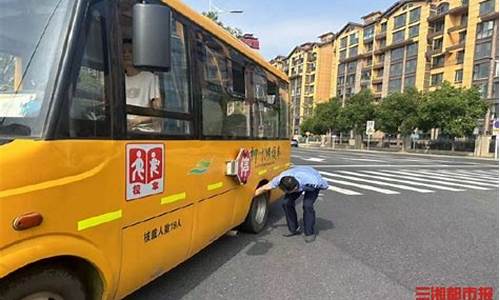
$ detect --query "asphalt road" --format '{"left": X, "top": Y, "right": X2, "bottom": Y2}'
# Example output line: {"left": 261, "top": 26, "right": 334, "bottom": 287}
{"left": 127, "top": 148, "right": 499, "bottom": 300}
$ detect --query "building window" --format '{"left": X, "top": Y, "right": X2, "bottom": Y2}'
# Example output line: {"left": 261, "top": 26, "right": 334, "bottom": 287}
{"left": 338, "top": 63, "right": 346, "bottom": 75}
{"left": 458, "top": 31, "right": 467, "bottom": 44}
{"left": 405, "top": 58, "right": 417, "bottom": 74}
{"left": 473, "top": 62, "right": 490, "bottom": 80}
{"left": 432, "top": 55, "right": 445, "bottom": 68}
{"left": 479, "top": 0, "right": 494, "bottom": 16}
{"left": 349, "top": 46, "right": 358, "bottom": 57}
{"left": 456, "top": 50, "right": 465, "bottom": 64}
{"left": 431, "top": 73, "right": 443, "bottom": 86}
{"left": 460, "top": 14, "right": 468, "bottom": 26}
{"left": 394, "top": 14, "right": 406, "bottom": 29}
{"left": 475, "top": 82, "right": 488, "bottom": 97}
{"left": 380, "top": 22, "right": 387, "bottom": 33}
{"left": 477, "top": 21, "right": 494, "bottom": 39}
{"left": 365, "top": 42, "right": 373, "bottom": 51}
{"left": 437, "top": 3, "right": 449, "bottom": 14}
{"left": 409, "top": 7, "right": 421, "bottom": 23}
{"left": 389, "top": 78, "right": 402, "bottom": 92}
{"left": 405, "top": 75, "right": 416, "bottom": 88}
{"left": 391, "top": 47, "right": 404, "bottom": 61}
{"left": 347, "top": 61, "right": 357, "bottom": 73}
{"left": 406, "top": 43, "right": 418, "bottom": 57}
{"left": 340, "top": 36, "right": 348, "bottom": 48}
{"left": 361, "top": 70, "right": 371, "bottom": 81}
{"left": 433, "top": 37, "right": 443, "bottom": 51}
{"left": 475, "top": 41, "right": 492, "bottom": 59}
{"left": 347, "top": 74, "right": 356, "bottom": 85}
{"left": 433, "top": 21, "right": 444, "bottom": 33}
{"left": 393, "top": 30, "right": 405, "bottom": 43}
{"left": 493, "top": 81, "right": 499, "bottom": 99}
{"left": 364, "top": 25, "right": 374, "bottom": 41}
{"left": 376, "top": 54, "right": 385, "bottom": 64}
{"left": 350, "top": 32, "right": 359, "bottom": 45}
{"left": 379, "top": 38, "right": 387, "bottom": 48}
{"left": 374, "top": 83, "right": 383, "bottom": 92}
{"left": 455, "top": 69, "right": 463, "bottom": 82}
{"left": 340, "top": 49, "right": 347, "bottom": 60}
{"left": 390, "top": 62, "right": 403, "bottom": 77}
{"left": 337, "top": 76, "right": 345, "bottom": 85}
{"left": 409, "top": 24, "right": 419, "bottom": 38}
{"left": 375, "top": 68, "right": 384, "bottom": 78}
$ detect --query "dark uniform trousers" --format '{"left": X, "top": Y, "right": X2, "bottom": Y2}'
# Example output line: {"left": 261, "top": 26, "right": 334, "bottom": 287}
{"left": 282, "top": 187, "right": 320, "bottom": 236}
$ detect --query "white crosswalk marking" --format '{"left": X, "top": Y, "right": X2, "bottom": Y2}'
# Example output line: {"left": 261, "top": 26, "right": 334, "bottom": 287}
{"left": 410, "top": 170, "right": 498, "bottom": 186}
{"left": 322, "top": 177, "right": 400, "bottom": 195}
{"left": 337, "top": 171, "right": 465, "bottom": 191}
{"left": 327, "top": 186, "right": 362, "bottom": 195}
{"left": 452, "top": 170, "right": 499, "bottom": 180}
{"left": 426, "top": 169, "right": 498, "bottom": 182}
{"left": 320, "top": 171, "right": 434, "bottom": 193}
{"left": 370, "top": 171, "right": 491, "bottom": 190}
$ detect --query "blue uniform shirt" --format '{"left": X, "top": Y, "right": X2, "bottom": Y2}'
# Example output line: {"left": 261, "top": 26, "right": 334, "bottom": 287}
{"left": 270, "top": 166, "right": 329, "bottom": 192}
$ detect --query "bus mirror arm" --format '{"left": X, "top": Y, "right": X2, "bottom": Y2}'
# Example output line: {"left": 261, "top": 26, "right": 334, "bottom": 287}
{"left": 132, "top": 3, "right": 172, "bottom": 72}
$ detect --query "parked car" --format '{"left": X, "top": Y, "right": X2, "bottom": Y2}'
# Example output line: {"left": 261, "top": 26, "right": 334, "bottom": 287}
{"left": 291, "top": 138, "right": 299, "bottom": 147}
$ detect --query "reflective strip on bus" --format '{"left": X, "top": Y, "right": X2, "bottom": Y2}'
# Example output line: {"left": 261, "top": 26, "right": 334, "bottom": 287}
{"left": 161, "top": 192, "right": 187, "bottom": 205}
{"left": 207, "top": 182, "right": 223, "bottom": 191}
{"left": 258, "top": 170, "right": 268, "bottom": 176}
{"left": 77, "top": 210, "right": 122, "bottom": 231}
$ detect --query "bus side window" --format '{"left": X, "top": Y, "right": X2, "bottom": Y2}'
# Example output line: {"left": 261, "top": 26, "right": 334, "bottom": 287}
{"left": 252, "top": 69, "right": 279, "bottom": 139}
{"left": 69, "top": 4, "right": 110, "bottom": 138}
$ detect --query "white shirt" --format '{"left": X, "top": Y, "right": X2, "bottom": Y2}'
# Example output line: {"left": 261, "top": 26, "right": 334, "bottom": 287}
{"left": 125, "top": 71, "right": 160, "bottom": 107}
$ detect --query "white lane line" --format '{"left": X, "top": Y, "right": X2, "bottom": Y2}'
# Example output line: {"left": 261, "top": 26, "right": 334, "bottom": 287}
{"left": 343, "top": 158, "right": 387, "bottom": 162}
{"left": 322, "top": 177, "right": 400, "bottom": 195}
{"left": 410, "top": 170, "right": 499, "bottom": 186}
{"left": 327, "top": 185, "right": 362, "bottom": 195}
{"left": 437, "top": 169, "right": 499, "bottom": 180}
{"left": 303, "top": 157, "right": 325, "bottom": 162}
{"left": 374, "top": 170, "right": 491, "bottom": 191}
{"left": 291, "top": 154, "right": 301, "bottom": 158}
{"left": 340, "top": 171, "right": 465, "bottom": 191}
{"left": 321, "top": 171, "right": 434, "bottom": 193}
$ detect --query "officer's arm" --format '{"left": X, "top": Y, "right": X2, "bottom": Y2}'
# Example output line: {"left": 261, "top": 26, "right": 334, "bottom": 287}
{"left": 254, "top": 182, "right": 273, "bottom": 196}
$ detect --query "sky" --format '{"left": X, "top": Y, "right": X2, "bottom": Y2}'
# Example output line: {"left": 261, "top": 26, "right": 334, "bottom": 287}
{"left": 182, "top": 0, "right": 398, "bottom": 60}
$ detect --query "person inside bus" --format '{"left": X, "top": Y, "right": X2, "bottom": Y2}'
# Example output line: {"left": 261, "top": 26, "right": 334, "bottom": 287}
{"left": 123, "top": 39, "right": 161, "bottom": 131}
{"left": 255, "top": 166, "right": 328, "bottom": 243}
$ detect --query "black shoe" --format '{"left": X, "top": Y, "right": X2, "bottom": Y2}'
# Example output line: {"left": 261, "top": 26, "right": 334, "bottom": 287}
{"left": 304, "top": 234, "right": 316, "bottom": 243}
{"left": 283, "top": 226, "right": 302, "bottom": 237}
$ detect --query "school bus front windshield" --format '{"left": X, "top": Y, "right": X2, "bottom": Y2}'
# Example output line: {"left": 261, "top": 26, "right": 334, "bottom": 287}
{"left": 0, "top": 0, "right": 73, "bottom": 138}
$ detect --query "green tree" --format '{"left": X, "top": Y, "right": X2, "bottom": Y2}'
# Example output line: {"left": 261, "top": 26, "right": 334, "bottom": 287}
{"left": 300, "top": 98, "right": 342, "bottom": 135}
{"left": 418, "top": 82, "right": 487, "bottom": 146}
{"left": 342, "top": 90, "right": 376, "bottom": 148}
{"left": 202, "top": 11, "right": 243, "bottom": 38}
{"left": 376, "top": 88, "right": 423, "bottom": 149}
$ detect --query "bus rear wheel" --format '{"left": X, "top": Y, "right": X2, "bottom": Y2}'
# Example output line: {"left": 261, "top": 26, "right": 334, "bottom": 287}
{"left": 0, "top": 265, "right": 86, "bottom": 300}
{"left": 240, "top": 193, "right": 269, "bottom": 233}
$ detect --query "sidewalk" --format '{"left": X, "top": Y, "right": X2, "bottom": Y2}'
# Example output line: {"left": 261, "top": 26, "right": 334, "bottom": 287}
{"left": 298, "top": 143, "right": 499, "bottom": 161}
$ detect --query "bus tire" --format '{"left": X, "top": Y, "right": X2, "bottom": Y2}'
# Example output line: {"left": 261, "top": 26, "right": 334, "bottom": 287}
{"left": 0, "top": 264, "right": 86, "bottom": 300}
{"left": 240, "top": 193, "right": 269, "bottom": 233}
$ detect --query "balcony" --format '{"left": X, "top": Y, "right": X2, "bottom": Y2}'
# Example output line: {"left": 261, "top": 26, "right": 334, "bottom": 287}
{"left": 372, "top": 62, "right": 384, "bottom": 69}
{"left": 447, "top": 23, "right": 467, "bottom": 33}
{"left": 427, "top": 30, "right": 444, "bottom": 40}
{"left": 372, "top": 78, "right": 383, "bottom": 84}
{"left": 481, "top": 11, "right": 499, "bottom": 22}
{"left": 375, "top": 32, "right": 387, "bottom": 40}
{"left": 428, "top": 12, "right": 446, "bottom": 22}
{"left": 445, "top": 42, "right": 465, "bottom": 53}
{"left": 447, "top": 3, "right": 468, "bottom": 15}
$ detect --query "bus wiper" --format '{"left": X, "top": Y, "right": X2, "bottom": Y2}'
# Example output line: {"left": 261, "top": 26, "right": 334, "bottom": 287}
{"left": 0, "top": 123, "right": 31, "bottom": 136}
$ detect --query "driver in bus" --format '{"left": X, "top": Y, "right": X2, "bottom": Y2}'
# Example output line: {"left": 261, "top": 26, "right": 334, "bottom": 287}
{"left": 123, "top": 39, "right": 161, "bottom": 131}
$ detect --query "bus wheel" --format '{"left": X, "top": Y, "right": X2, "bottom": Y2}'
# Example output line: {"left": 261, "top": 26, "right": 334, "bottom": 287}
{"left": 0, "top": 265, "right": 86, "bottom": 300}
{"left": 240, "top": 193, "right": 269, "bottom": 233}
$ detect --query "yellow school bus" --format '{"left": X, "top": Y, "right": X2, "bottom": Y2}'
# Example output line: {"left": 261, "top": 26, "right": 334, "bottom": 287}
{"left": 0, "top": 0, "right": 290, "bottom": 299}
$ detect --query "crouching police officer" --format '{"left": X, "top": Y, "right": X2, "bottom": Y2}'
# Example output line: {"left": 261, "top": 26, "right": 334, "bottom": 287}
{"left": 255, "top": 166, "right": 328, "bottom": 243}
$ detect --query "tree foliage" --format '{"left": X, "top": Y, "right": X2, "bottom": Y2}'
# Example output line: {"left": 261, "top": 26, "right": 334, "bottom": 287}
{"left": 418, "top": 82, "right": 487, "bottom": 138}
{"left": 300, "top": 99, "right": 342, "bottom": 134}
{"left": 376, "top": 88, "right": 422, "bottom": 136}
{"left": 202, "top": 11, "right": 243, "bottom": 38}
{"left": 341, "top": 89, "right": 376, "bottom": 135}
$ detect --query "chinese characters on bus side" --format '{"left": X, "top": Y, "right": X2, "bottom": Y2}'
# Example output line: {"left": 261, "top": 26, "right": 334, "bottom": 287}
{"left": 143, "top": 219, "right": 182, "bottom": 243}
{"left": 127, "top": 144, "right": 164, "bottom": 200}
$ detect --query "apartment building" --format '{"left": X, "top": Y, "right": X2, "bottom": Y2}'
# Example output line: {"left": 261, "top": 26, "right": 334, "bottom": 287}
{"left": 271, "top": 0, "right": 498, "bottom": 135}
{"left": 270, "top": 33, "right": 336, "bottom": 135}
{"left": 333, "top": 0, "right": 498, "bottom": 130}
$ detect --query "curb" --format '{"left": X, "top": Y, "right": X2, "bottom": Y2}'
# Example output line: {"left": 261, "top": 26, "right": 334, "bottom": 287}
{"left": 297, "top": 144, "right": 499, "bottom": 161}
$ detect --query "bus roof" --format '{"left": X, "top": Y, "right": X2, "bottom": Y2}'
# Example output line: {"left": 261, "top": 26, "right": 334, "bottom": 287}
{"left": 165, "top": 0, "right": 288, "bottom": 83}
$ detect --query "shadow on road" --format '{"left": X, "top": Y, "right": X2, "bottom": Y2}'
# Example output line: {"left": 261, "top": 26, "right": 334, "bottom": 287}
{"left": 125, "top": 196, "right": 334, "bottom": 300}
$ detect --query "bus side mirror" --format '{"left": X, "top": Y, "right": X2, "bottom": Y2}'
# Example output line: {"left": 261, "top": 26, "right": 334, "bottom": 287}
{"left": 132, "top": 3, "right": 171, "bottom": 71}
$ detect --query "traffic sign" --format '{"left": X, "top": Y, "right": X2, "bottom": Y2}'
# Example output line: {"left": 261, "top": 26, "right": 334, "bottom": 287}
{"left": 235, "top": 148, "right": 252, "bottom": 184}
{"left": 493, "top": 119, "right": 499, "bottom": 136}
{"left": 366, "top": 120, "right": 375, "bottom": 135}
